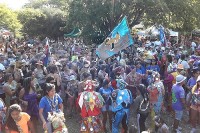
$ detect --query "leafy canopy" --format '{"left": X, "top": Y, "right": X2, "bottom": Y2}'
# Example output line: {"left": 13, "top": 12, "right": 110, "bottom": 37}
{"left": 0, "top": 4, "right": 22, "bottom": 37}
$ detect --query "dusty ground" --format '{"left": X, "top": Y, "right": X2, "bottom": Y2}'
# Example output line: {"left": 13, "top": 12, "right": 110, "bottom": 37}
{"left": 36, "top": 103, "right": 200, "bottom": 133}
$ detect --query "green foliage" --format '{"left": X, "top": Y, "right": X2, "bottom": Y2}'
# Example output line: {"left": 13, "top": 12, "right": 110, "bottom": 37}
{"left": 41, "top": 7, "right": 66, "bottom": 39}
{"left": 66, "top": 0, "right": 200, "bottom": 43}
{"left": 0, "top": 4, "right": 22, "bottom": 37}
{"left": 24, "top": 0, "right": 69, "bottom": 10}
{"left": 18, "top": 7, "right": 67, "bottom": 40}
{"left": 2, "top": 0, "right": 200, "bottom": 42}
{"left": 65, "top": 0, "right": 166, "bottom": 43}
{"left": 18, "top": 8, "right": 47, "bottom": 38}
{"left": 143, "top": 0, "right": 200, "bottom": 32}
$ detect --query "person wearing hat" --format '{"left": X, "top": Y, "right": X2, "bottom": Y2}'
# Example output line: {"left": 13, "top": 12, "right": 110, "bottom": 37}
{"left": 65, "top": 75, "right": 78, "bottom": 119}
{"left": 171, "top": 64, "right": 184, "bottom": 85}
{"left": 125, "top": 67, "right": 147, "bottom": 98}
{"left": 189, "top": 76, "right": 200, "bottom": 133}
{"left": 77, "top": 80, "right": 104, "bottom": 133}
{"left": 172, "top": 75, "right": 187, "bottom": 133}
{"left": 178, "top": 54, "right": 190, "bottom": 71}
{"left": 111, "top": 79, "right": 133, "bottom": 133}
{"left": 34, "top": 61, "right": 47, "bottom": 85}
{"left": 79, "top": 60, "right": 91, "bottom": 81}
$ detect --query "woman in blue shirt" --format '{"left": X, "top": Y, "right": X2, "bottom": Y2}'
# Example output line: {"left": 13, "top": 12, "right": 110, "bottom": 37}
{"left": 39, "top": 83, "right": 63, "bottom": 133}
{"left": 99, "top": 79, "right": 113, "bottom": 132}
{"left": 147, "top": 58, "right": 160, "bottom": 72}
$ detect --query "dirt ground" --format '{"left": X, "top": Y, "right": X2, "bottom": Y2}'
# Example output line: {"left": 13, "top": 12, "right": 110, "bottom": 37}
{"left": 36, "top": 107, "right": 200, "bottom": 133}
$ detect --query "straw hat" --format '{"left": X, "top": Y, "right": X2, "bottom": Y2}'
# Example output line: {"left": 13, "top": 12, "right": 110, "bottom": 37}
{"left": 177, "top": 64, "right": 184, "bottom": 70}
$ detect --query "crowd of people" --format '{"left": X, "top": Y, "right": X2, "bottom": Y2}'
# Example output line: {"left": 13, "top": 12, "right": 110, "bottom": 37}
{"left": 0, "top": 34, "right": 199, "bottom": 133}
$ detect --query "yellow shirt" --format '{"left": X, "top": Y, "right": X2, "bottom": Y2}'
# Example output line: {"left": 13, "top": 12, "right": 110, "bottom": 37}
{"left": 171, "top": 71, "right": 179, "bottom": 84}
{"left": 6, "top": 112, "right": 30, "bottom": 133}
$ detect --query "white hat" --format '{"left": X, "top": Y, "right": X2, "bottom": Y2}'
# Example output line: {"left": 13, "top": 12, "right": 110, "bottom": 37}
{"left": 161, "top": 47, "right": 165, "bottom": 51}
{"left": 55, "top": 62, "right": 62, "bottom": 66}
{"left": 176, "top": 75, "right": 186, "bottom": 84}
{"left": 28, "top": 44, "right": 33, "bottom": 48}
{"left": 196, "top": 76, "right": 200, "bottom": 82}
{"left": 0, "top": 63, "right": 5, "bottom": 71}
{"left": 119, "top": 59, "right": 126, "bottom": 66}
{"left": 69, "top": 75, "right": 76, "bottom": 81}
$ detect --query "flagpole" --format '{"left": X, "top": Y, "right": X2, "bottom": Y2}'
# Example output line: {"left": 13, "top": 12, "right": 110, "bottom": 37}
{"left": 111, "top": 0, "right": 115, "bottom": 30}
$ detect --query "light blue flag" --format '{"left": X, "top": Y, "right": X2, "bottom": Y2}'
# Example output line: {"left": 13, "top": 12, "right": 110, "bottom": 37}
{"left": 159, "top": 26, "right": 166, "bottom": 46}
{"left": 96, "top": 17, "right": 134, "bottom": 60}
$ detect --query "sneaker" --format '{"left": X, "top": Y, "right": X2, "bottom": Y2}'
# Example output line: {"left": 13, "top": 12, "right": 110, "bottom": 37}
{"left": 178, "top": 126, "right": 182, "bottom": 131}
{"left": 190, "top": 128, "right": 196, "bottom": 133}
{"left": 175, "top": 129, "right": 182, "bottom": 133}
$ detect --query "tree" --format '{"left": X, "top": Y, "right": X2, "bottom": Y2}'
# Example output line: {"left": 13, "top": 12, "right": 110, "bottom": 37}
{"left": 17, "top": 8, "right": 47, "bottom": 38}
{"left": 66, "top": 0, "right": 200, "bottom": 43}
{"left": 143, "top": 0, "right": 200, "bottom": 32}
{"left": 24, "top": 0, "right": 69, "bottom": 10}
{"left": 18, "top": 7, "right": 66, "bottom": 40}
{"left": 41, "top": 7, "right": 66, "bottom": 39}
{"left": 19, "top": 0, "right": 68, "bottom": 40}
{"left": 0, "top": 4, "right": 22, "bottom": 37}
{"left": 65, "top": 0, "right": 165, "bottom": 43}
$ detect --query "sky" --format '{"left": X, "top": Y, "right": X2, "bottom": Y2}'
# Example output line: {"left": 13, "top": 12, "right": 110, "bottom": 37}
{"left": 0, "top": 0, "right": 29, "bottom": 10}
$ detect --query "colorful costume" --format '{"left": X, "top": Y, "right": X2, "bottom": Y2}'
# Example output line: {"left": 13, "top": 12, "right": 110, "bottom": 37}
{"left": 47, "top": 111, "right": 68, "bottom": 133}
{"left": 147, "top": 71, "right": 164, "bottom": 114}
{"left": 147, "top": 71, "right": 165, "bottom": 131}
{"left": 111, "top": 79, "right": 133, "bottom": 133}
{"left": 78, "top": 80, "right": 104, "bottom": 133}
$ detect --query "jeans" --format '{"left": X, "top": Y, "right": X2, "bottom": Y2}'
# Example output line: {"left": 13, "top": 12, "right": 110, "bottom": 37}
{"left": 174, "top": 110, "right": 183, "bottom": 121}
{"left": 112, "top": 110, "right": 129, "bottom": 133}
{"left": 47, "top": 122, "right": 52, "bottom": 133}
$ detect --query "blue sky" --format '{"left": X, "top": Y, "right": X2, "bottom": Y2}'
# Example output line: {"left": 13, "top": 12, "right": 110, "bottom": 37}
{"left": 0, "top": 0, "right": 29, "bottom": 10}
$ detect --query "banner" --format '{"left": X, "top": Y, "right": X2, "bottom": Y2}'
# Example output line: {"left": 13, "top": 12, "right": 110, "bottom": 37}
{"left": 159, "top": 26, "right": 166, "bottom": 46}
{"left": 96, "top": 17, "right": 134, "bottom": 60}
{"left": 43, "top": 38, "right": 49, "bottom": 66}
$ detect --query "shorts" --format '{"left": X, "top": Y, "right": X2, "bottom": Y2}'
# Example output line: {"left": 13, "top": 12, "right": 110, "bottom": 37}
{"left": 190, "top": 105, "right": 200, "bottom": 112}
{"left": 174, "top": 110, "right": 183, "bottom": 121}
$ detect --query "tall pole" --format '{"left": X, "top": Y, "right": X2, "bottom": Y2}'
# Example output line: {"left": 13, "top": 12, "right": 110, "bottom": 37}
{"left": 111, "top": 0, "right": 115, "bottom": 30}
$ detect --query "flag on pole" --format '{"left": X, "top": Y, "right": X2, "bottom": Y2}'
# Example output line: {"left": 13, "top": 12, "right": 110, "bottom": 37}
{"left": 43, "top": 38, "right": 49, "bottom": 66}
{"left": 96, "top": 17, "right": 134, "bottom": 60}
{"left": 159, "top": 26, "right": 166, "bottom": 46}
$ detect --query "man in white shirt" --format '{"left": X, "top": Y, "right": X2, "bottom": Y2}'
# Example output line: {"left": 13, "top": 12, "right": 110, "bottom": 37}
{"left": 0, "top": 55, "right": 5, "bottom": 71}
{"left": 191, "top": 41, "right": 196, "bottom": 52}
